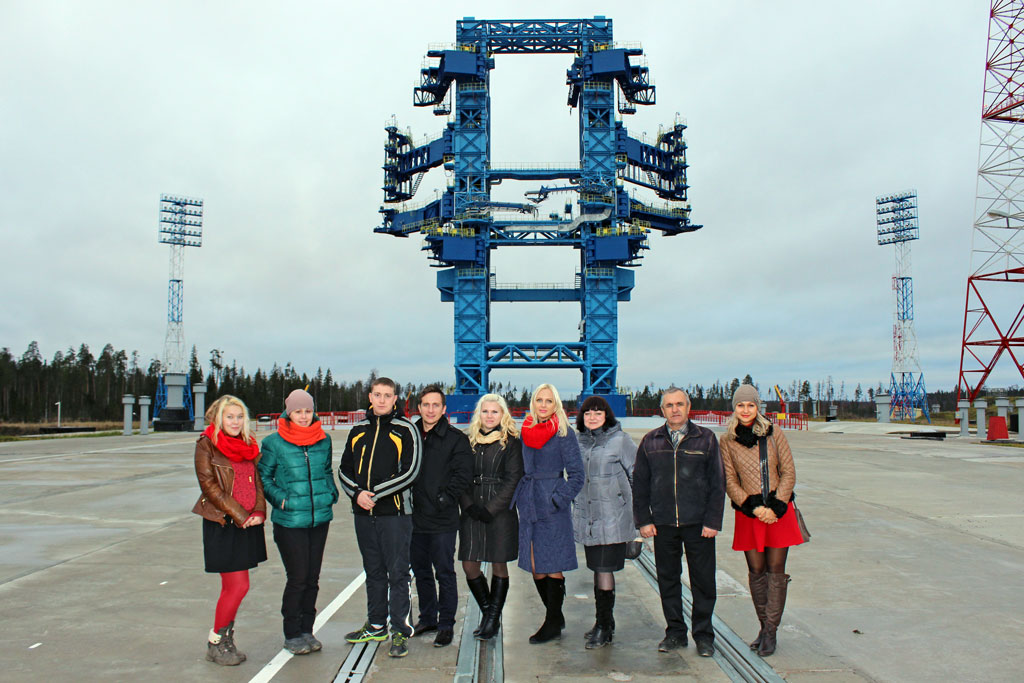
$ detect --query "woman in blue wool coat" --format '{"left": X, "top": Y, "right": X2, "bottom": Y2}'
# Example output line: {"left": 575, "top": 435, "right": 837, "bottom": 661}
{"left": 257, "top": 389, "right": 338, "bottom": 656}
{"left": 512, "top": 383, "right": 584, "bottom": 644}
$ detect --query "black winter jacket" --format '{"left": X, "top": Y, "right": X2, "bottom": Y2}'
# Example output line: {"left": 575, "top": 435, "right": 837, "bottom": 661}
{"left": 411, "top": 415, "right": 473, "bottom": 533}
{"left": 338, "top": 404, "right": 421, "bottom": 516}
{"left": 633, "top": 421, "right": 725, "bottom": 530}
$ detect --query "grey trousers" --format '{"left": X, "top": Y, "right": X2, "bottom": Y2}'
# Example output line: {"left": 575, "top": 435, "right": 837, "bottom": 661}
{"left": 353, "top": 514, "right": 413, "bottom": 636}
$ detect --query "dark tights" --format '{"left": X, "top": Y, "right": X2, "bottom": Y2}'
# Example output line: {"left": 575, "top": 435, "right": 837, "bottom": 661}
{"left": 744, "top": 547, "right": 788, "bottom": 575}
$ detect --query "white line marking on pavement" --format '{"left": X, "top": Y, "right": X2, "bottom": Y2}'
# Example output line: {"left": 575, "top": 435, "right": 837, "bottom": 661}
{"left": 0, "top": 438, "right": 195, "bottom": 464}
{"left": 248, "top": 571, "right": 366, "bottom": 683}
{"left": 29, "top": 643, "right": 41, "bottom": 649}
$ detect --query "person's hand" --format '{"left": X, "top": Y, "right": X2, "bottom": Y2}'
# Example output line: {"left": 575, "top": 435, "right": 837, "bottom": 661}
{"left": 701, "top": 526, "right": 718, "bottom": 538}
{"left": 753, "top": 505, "right": 771, "bottom": 523}
{"left": 761, "top": 509, "right": 778, "bottom": 524}
{"left": 639, "top": 524, "right": 657, "bottom": 538}
{"left": 357, "top": 490, "right": 376, "bottom": 510}
{"left": 242, "top": 514, "right": 264, "bottom": 528}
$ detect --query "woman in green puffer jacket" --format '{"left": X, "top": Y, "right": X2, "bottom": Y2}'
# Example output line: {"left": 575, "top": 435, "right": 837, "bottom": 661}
{"left": 258, "top": 389, "right": 339, "bottom": 656}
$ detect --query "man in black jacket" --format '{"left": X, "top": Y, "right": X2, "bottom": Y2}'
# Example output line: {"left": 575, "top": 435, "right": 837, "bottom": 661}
{"left": 633, "top": 386, "right": 725, "bottom": 657}
{"left": 409, "top": 386, "right": 472, "bottom": 647}
{"left": 338, "top": 377, "right": 422, "bottom": 658}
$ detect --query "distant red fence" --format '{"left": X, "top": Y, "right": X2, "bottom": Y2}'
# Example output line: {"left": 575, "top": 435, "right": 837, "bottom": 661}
{"left": 258, "top": 407, "right": 808, "bottom": 431}
{"left": 256, "top": 411, "right": 366, "bottom": 430}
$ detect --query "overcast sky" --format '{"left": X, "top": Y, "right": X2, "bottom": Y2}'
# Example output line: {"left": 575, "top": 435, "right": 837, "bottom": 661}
{"left": 1, "top": 1, "right": 1009, "bottom": 400}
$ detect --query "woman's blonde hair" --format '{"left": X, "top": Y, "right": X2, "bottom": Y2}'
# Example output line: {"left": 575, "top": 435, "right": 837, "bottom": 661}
{"left": 467, "top": 393, "right": 519, "bottom": 446}
{"left": 205, "top": 394, "right": 255, "bottom": 445}
{"left": 723, "top": 406, "right": 773, "bottom": 442}
{"left": 528, "top": 383, "right": 569, "bottom": 437}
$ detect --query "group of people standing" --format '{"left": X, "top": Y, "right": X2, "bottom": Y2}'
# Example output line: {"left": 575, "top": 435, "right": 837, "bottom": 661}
{"left": 192, "top": 379, "right": 804, "bottom": 667}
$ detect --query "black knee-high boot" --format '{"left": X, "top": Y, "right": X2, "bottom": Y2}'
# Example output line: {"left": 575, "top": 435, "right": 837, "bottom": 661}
{"left": 467, "top": 575, "right": 490, "bottom": 636}
{"left": 477, "top": 576, "right": 509, "bottom": 641}
{"left": 529, "top": 577, "right": 564, "bottom": 644}
{"left": 585, "top": 589, "right": 614, "bottom": 649}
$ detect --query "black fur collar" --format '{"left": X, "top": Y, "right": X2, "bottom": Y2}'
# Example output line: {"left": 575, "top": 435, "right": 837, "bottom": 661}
{"left": 735, "top": 422, "right": 773, "bottom": 448}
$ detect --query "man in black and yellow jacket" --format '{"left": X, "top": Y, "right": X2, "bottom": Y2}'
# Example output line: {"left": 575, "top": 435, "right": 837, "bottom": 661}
{"left": 338, "top": 377, "right": 422, "bottom": 658}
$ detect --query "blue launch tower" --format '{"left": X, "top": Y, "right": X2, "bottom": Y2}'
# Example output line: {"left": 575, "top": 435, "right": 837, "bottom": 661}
{"left": 376, "top": 17, "right": 700, "bottom": 415}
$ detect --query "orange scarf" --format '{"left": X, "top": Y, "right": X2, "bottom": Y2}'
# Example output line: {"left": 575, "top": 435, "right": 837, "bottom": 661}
{"left": 277, "top": 417, "right": 327, "bottom": 446}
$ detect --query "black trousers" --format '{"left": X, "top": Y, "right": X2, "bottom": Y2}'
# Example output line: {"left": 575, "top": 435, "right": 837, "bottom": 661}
{"left": 272, "top": 522, "right": 330, "bottom": 638}
{"left": 353, "top": 514, "right": 413, "bottom": 636}
{"left": 410, "top": 530, "right": 458, "bottom": 629}
{"left": 653, "top": 524, "right": 717, "bottom": 642}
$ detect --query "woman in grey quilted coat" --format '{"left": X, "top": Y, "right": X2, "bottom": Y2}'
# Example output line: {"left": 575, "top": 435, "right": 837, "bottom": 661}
{"left": 572, "top": 395, "right": 637, "bottom": 650}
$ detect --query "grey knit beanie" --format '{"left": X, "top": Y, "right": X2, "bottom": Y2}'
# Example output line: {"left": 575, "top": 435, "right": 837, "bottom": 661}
{"left": 731, "top": 384, "right": 760, "bottom": 410}
{"left": 284, "top": 389, "right": 314, "bottom": 416}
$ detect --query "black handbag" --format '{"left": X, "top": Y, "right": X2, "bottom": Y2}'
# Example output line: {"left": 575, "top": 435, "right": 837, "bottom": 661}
{"left": 625, "top": 539, "right": 644, "bottom": 560}
{"left": 758, "top": 434, "right": 810, "bottom": 542}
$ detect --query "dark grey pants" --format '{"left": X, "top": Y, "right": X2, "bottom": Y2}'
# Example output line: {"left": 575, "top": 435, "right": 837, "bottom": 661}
{"left": 353, "top": 514, "right": 413, "bottom": 636}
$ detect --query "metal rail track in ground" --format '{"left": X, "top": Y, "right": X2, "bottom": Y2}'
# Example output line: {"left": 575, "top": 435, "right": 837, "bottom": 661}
{"left": 332, "top": 640, "right": 380, "bottom": 683}
{"left": 634, "top": 548, "right": 785, "bottom": 683}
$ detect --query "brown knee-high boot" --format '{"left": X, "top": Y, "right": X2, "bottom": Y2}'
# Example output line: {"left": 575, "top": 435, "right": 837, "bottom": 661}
{"left": 748, "top": 571, "right": 769, "bottom": 651}
{"left": 758, "top": 573, "right": 790, "bottom": 657}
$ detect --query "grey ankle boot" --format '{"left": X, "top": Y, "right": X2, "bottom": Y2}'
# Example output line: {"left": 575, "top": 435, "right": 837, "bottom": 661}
{"left": 206, "top": 625, "right": 245, "bottom": 666}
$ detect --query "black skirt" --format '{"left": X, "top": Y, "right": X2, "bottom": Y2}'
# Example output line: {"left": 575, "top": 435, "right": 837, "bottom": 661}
{"left": 584, "top": 542, "right": 627, "bottom": 572}
{"left": 203, "top": 518, "right": 267, "bottom": 573}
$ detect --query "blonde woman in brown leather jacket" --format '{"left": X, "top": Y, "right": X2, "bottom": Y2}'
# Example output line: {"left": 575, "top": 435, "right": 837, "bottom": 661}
{"left": 719, "top": 385, "right": 803, "bottom": 658}
{"left": 192, "top": 395, "right": 267, "bottom": 666}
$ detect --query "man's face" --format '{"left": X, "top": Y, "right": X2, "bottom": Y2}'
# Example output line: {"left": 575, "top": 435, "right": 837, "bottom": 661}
{"left": 369, "top": 384, "right": 397, "bottom": 416}
{"left": 661, "top": 391, "right": 690, "bottom": 430}
{"left": 418, "top": 392, "right": 445, "bottom": 430}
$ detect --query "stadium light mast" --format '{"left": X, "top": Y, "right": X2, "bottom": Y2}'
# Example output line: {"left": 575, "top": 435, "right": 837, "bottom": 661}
{"left": 155, "top": 194, "right": 203, "bottom": 430}
{"left": 877, "top": 190, "right": 929, "bottom": 422}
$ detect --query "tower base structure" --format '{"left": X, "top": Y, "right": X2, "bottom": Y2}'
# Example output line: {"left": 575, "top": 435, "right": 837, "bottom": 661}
{"left": 154, "top": 373, "right": 194, "bottom": 431}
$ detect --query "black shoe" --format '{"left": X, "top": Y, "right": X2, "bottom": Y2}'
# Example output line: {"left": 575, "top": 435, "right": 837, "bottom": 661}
{"left": 657, "top": 634, "right": 688, "bottom": 652}
{"left": 433, "top": 629, "right": 454, "bottom": 647}
{"left": 696, "top": 639, "right": 715, "bottom": 657}
{"left": 412, "top": 621, "right": 438, "bottom": 637}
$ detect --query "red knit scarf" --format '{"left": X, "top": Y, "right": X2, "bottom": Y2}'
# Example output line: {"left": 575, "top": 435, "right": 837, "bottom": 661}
{"left": 277, "top": 417, "right": 327, "bottom": 446}
{"left": 203, "top": 425, "right": 259, "bottom": 462}
{"left": 521, "top": 414, "right": 559, "bottom": 449}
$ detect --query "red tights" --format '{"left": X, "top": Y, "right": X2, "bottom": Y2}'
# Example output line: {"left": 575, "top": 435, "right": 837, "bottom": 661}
{"left": 214, "top": 570, "right": 250, "bottom": 631}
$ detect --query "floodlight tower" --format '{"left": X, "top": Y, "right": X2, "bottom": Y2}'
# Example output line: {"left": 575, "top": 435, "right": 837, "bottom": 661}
{"left": 155, "top": 194, "right": 203, "bottom": 430}
{"left": 375, "top": 16, "right": 699, "bottom": 416}
{"left": 877, "top": 190, "right": 929, "bottom": 422}
{"left": 958, "top": 0, "right": 1024, "bottom": 401}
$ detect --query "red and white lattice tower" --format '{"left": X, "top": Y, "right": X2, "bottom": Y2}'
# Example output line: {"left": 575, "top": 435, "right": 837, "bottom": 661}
{"left": 958, "top": 0, "right": 1024, "bottom": 400}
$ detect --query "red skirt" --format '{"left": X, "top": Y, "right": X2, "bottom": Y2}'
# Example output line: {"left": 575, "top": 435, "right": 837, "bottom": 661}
{"left": 732, "top": 501, "right": 805, "bottom": 552}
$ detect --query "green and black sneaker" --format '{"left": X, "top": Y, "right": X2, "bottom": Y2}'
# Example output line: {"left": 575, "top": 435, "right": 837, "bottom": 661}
{"left": 345, "top": 623, "right": 388, "bottom": 643}
{"left": 388, "top": 632, "right": 409, "bottom": 658}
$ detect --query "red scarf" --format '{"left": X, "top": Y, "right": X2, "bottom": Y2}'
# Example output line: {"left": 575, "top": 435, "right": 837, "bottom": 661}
{"left": 203, "top": 424, "right": 260, "bottom": 462}
{"left": 277, "top": 417, "right": 327, "bottom": 446}
{"left": 521, "top": 414, "right": 559, "bottom": 449}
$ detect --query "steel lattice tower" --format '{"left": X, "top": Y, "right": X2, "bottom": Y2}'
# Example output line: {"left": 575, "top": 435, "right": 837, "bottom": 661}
{"left": 877, "top": 191, "right": 929, "bottom": 421}
{"left": 376, "top": 17, "right": 699, "bottom": 415}
{"left": 156, "top": 194, "right": 203, "bottom": 424}
{"left": 958, "top": 1, "right": 1024, "bottom": 400}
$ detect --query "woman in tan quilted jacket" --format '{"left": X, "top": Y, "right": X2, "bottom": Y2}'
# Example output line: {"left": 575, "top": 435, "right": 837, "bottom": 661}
{"left": 719, "top": 384, "right": 804, "bottom": 658}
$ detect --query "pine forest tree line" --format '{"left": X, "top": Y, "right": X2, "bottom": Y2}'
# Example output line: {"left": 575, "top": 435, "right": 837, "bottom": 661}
{"left": 0, "top": 341, "right": 983, "bottom": 423}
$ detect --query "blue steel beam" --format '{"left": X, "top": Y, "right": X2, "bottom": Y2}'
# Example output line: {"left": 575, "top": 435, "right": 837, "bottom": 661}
{"left": 375, "top": 16, "right": 699, "bottom": 416}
